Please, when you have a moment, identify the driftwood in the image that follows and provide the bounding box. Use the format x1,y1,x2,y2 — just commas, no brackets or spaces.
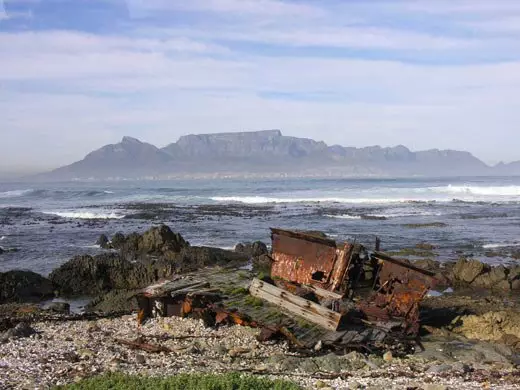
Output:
115,337,172,353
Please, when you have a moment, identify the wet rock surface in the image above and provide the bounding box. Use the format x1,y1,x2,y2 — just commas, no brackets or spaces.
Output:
0,270,55,304
411,256,520,291
0,321,36,343
50,225,249,296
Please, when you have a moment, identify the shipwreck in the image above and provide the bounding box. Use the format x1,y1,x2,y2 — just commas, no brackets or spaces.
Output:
134,228,438,354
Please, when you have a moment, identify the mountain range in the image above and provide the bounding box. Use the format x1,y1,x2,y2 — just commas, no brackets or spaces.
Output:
39,130,520,180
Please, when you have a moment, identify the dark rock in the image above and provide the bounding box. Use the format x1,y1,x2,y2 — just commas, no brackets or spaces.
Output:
0,271,55,304
0,247,4,254
51,242,248,296
0,322,36,342
96,234,111,249
508,266,520,282
45,301,71,314
416,243,437,250
452,258,488,284
234,241,268,257
63,352,80,363
253,254,273,275
413,259,440,271
111,225,189,259
49,253,154,296
86,289,140,313
472,265,508,289
139,225,187,254
110,232,126,249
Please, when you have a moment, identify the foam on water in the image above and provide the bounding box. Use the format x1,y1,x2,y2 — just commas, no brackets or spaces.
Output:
210,196,442,204
429,185,520,197
0,189,34,198
325,214,362,220
482,243,520,249
43,211,125,219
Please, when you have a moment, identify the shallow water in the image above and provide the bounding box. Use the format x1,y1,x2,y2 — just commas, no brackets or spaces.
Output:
1,176,520,275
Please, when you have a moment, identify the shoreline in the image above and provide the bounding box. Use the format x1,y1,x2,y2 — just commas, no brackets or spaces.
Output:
1,225,520,389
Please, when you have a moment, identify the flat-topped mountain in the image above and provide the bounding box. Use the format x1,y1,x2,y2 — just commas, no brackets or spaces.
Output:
39,130,511,180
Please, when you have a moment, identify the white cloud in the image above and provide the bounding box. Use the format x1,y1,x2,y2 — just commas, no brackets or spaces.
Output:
2,1,520,171
466,17,520,34
404,0,520,14
127,0,322,18
2,28,520,167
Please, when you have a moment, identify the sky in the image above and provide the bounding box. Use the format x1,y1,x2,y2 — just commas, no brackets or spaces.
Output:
1,0,520,173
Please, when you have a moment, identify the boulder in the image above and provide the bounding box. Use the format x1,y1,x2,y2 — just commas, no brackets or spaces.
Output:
508,266,520,282
111,232,126,249
0,271,54,304
50,244,248,296
234,241,268,257
452,258,488,283
44,301,70,314
472,265,508,289
139,225,187,254
110,225,189,259
49,253,155,296
452,311,520,343
96,234,111,249
0,322,36,342
413,259,440,271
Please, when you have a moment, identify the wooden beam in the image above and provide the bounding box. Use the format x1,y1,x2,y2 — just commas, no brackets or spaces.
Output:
249,278,342,331
304,284,344,301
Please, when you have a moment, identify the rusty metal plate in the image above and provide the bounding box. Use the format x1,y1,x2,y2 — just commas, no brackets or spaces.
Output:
359,252,437,334
270,229,350,291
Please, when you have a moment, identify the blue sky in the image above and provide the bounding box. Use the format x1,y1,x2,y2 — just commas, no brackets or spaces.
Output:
1,0,520,172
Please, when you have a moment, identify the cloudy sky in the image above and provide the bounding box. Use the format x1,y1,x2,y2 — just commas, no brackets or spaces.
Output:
1,0,520,173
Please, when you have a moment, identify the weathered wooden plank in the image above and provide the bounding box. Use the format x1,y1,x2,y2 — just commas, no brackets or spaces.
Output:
249,278,342,331
304,284,344,301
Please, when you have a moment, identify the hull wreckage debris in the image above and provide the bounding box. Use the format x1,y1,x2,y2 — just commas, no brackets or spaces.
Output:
135,228,438,355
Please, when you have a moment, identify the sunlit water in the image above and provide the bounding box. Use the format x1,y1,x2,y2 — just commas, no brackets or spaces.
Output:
1,176,520,275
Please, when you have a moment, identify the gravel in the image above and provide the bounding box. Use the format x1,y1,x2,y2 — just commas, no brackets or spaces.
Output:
0,315,518,389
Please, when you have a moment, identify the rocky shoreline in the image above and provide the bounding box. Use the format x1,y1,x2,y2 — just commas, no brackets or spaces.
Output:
1,225,519,389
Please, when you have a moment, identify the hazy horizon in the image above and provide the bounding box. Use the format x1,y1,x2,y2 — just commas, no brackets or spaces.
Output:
2,0,520,172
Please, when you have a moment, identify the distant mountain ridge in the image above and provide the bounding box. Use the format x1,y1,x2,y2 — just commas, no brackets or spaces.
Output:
40,130,517,180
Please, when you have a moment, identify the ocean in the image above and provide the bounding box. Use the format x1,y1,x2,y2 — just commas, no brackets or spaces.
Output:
1,176,520,275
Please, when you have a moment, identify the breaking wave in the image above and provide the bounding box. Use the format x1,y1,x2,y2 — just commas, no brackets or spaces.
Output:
325,214,362,220
0,189,34,198
43,211,125,219
210,196,436,204
482,243,520,249
430,185,520,197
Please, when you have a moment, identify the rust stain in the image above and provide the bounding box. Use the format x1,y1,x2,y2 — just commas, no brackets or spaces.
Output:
270,228,351,292
359,252,437,334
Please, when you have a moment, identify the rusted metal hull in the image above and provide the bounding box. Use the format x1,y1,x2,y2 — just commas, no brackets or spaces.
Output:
270,228,353,293
359,252,437,334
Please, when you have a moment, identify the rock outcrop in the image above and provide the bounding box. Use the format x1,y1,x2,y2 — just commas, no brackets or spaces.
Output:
0,271,55,304
414,257,520,291
452,311,520,349
451,258,520,290
234,241,269,258
50,225,248,296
